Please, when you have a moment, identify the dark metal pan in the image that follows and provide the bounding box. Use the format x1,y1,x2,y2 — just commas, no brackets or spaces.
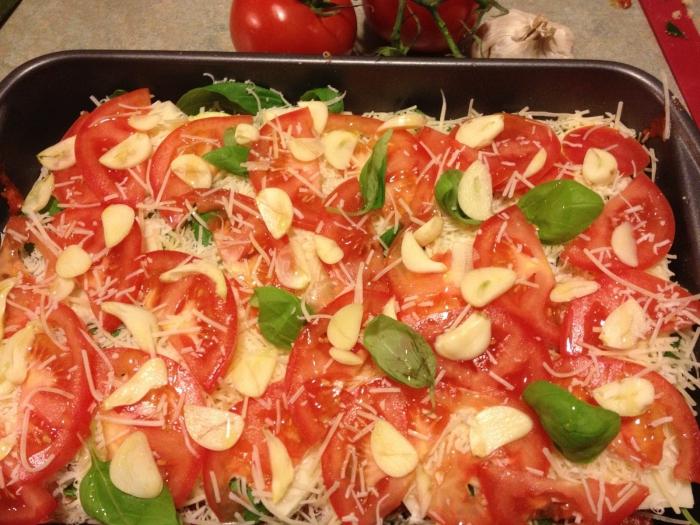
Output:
0,51,698,522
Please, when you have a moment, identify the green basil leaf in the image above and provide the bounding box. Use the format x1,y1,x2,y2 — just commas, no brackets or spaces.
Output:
202,145,250,177
79,450,178,525
523,380,620,463
379,223,402,251
299,86,344,113
177,81,286,116
254,286,308,350
666,21,686,38
229,478,270,522
189,211,218,246
108,89,128,99
352,130,392,216
363,314,436,389
222,126,238,147
517,180,604,245
63,482,78,499
434,170,481,226
39,195,62,216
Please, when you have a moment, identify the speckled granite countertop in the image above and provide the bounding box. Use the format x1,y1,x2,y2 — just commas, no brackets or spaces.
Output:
0,0,682,98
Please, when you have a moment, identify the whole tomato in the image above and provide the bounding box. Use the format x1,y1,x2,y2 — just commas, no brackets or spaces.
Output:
230,0,357,55
364,0,476,53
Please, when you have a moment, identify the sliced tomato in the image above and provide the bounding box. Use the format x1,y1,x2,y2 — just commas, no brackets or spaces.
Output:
325,113,382,135
140,250,237,392
149,116,252,201
562,269,700,355
427,387,549,525
548,356,700,482
416,125,478,172
473,205,560,345
562,125,650,175
438,306,554,395
1,302,93,484
562,174,674,272
202,382,310,522
93,347,204,507
321,379,412,525
82,88,152,127
285,289,390,444
477,114,562,193
479,465,648,525
0,482,57,525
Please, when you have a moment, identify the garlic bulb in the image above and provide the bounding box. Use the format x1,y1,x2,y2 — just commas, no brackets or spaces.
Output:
472,9,574,59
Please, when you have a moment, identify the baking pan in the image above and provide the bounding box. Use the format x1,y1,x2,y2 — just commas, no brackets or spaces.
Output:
0,51,699,522
1,51,699,291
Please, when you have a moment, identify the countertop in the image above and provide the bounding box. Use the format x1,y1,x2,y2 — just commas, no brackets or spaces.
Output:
0,0,683,100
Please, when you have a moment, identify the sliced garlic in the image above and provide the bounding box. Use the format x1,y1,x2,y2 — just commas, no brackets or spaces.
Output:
582,148,618,185
327,303,363,352
381,297,398,320
56,245,92,279
549,279,600,303
370,419,418,478
109,431,163,499
469,406,533,458
21,174,55,214
0,278,17,340
262,107,294,124
102,204,135,248
314,235,344,265
226,329,277,398
267,447,322,518
403,465,432,521
522,148,547,178
101,302,158,354
0,434,15,461
458,160,493,221
49,276,75,301
592,377,655,417
170,153,213,189
102,358,168,410
234,123,260,145
377,112,427,132
37,136,76,171
328,347,365,366
0,322,37,387
288,138,324,162
256,187,293,240
265,430,295,503
190,111,231,121
99,133,152,170
322,130,358,170
127,113,161,132
434,312,491,361
455,114,505,149
298,101,329,135
413,216,443,246
401,231,447,274
275,256,310,290
600,298,647,350
127,101,186,132
160,260,228,298
184,405,244,451
460,267,516,307
611,222,639,268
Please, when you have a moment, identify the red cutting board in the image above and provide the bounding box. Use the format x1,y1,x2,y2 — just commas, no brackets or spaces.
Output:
639,0,700,123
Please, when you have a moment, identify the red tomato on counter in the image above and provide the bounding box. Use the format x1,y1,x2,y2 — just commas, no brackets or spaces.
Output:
230,0,357,55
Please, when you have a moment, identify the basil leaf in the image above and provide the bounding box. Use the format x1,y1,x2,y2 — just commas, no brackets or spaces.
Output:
189,211,218,246
79,450,178,525
63,482,77,499
666,21,686,38
379,223,402,251
222,126,238,147
108,89,128,99
363,314,436,389
177,81,286,116
229,478,271,522
523,380,620,463
517,180,604,245
352,130,392,216
202,145,250,177
254,286,308,350
434,170,481,226
39,195,62,216
299,86,344,113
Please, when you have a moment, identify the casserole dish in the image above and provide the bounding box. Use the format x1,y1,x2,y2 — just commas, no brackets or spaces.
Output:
0,51,698,523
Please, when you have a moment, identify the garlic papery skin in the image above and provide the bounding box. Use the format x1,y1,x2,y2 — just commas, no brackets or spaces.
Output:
471,9,574,60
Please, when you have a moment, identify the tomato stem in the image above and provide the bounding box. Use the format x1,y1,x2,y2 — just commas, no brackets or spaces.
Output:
389,0,408,48
426,6,464,58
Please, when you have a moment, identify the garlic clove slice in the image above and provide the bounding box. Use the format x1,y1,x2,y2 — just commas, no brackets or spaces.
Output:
611,222,639,268
265,430,295,503
434,312,491,361
109,431,163,498
314,234,344,265
56,245,92,279
184,405,244,451
413,216,443,246
159,260,228,298
599,298,647,350
549,279,600,303
102,204,135,248
582,148,618,185
458,160,493,221
328,348,365,366
592,377,655,417
234,123,260,145
288,138,324,162
102,357,168,410
298,101,329,135
460,267,516,307
377,112,427,132
256,187,294,240
370,419,418,478
170,153,213,189
327,303,363,352
37,136,76,171
522,148,547,178
99,133,152,170
469,406,533,458
401,232,447,274
100,302,159,354
22,174,55,214
455,115,504,149
322,130,358,170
